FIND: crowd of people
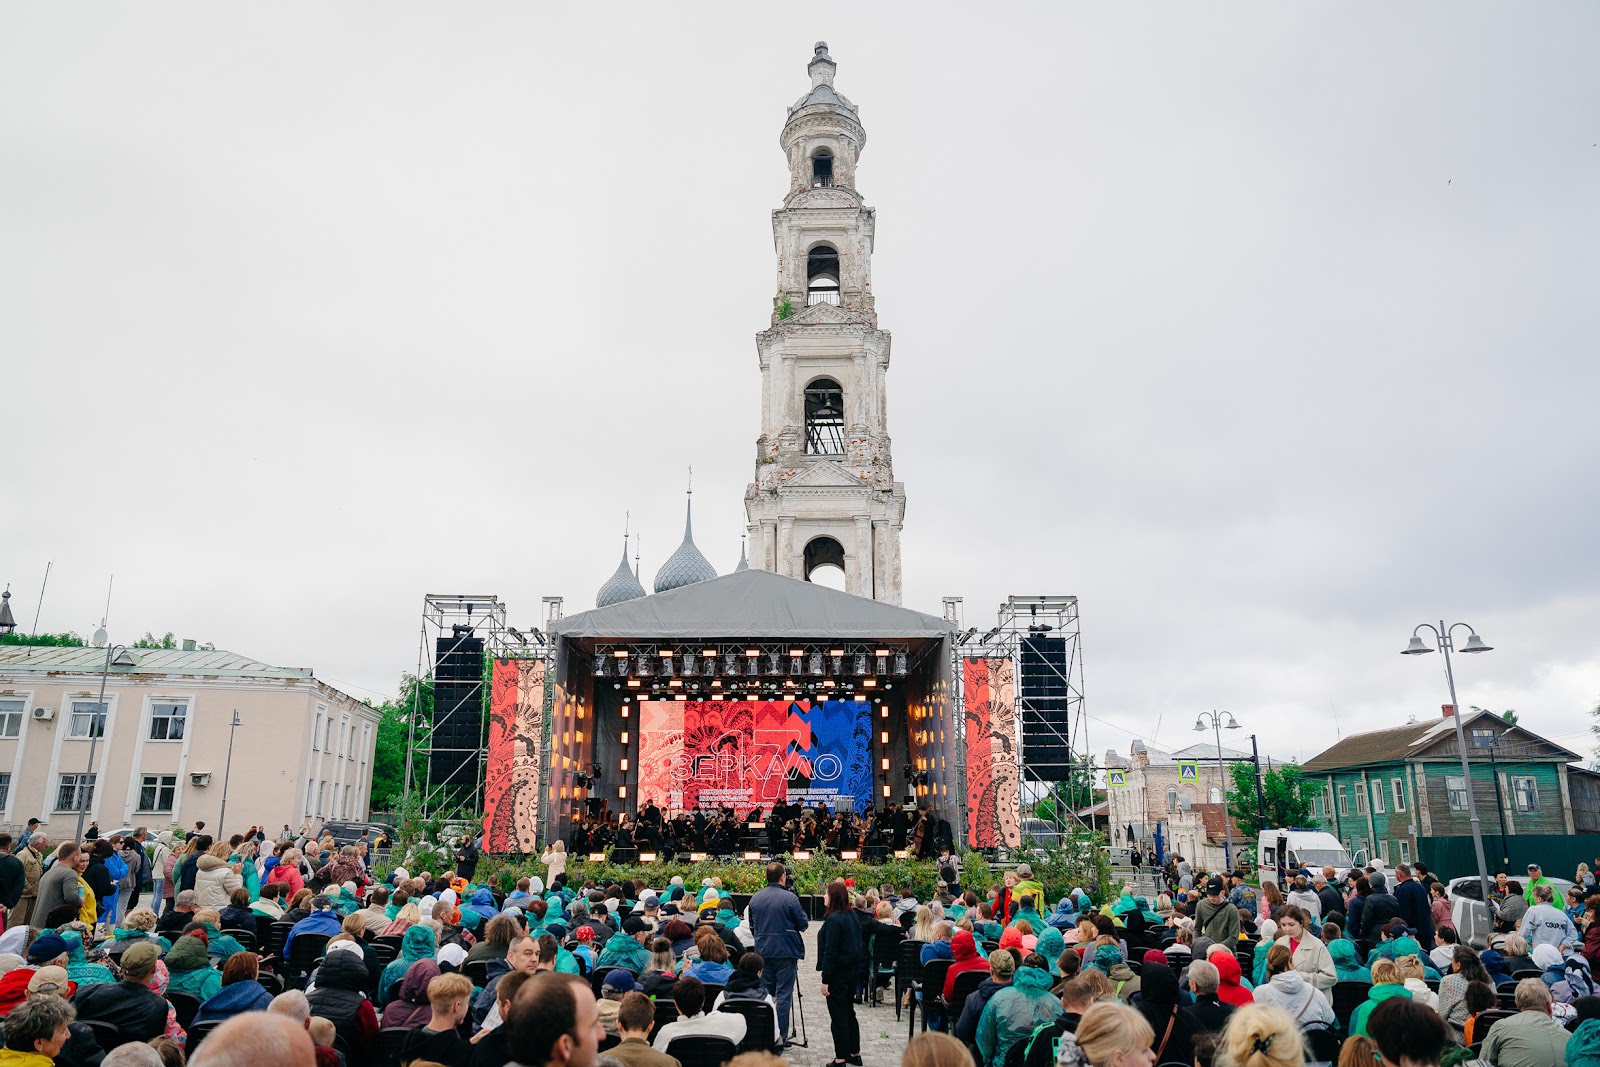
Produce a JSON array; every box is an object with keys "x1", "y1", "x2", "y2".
[{"x1": 868, "y1": 856, "x2": 1600, "y2": 1067}]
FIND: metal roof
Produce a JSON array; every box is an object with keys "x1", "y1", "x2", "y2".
[
  {"x1": 596, "y1": 540, "x2": 647, "y2": 608},
  {"x1": 0, "y1": 645, "x2": 313, "y2": 681},
  {"x1": 1299, "y1": 710, "x2": 1578, "y2": 773}
]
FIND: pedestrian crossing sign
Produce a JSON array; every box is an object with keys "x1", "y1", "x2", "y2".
[
  {"x1": 1178, "y1": 760, "x2": 1199, "y2": 782},
  {"x1": 1108, "y1": 770, "x2": 1126, "y2": 788}
]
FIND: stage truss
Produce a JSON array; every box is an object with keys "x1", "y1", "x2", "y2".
[{"x1": 953, "y1": 594, "x2": 1091, "y2": 847}]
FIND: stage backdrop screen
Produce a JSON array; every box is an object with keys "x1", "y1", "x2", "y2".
[{"x1": 638, "y1": 699, "x2": 872, "y2": 813}]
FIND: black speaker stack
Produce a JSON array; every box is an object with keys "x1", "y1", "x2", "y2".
[
  {"x1": 1019, "y1": 634, "x2": 1073, "y2": 781},
  {"x1": 429, "y1": 629, "x2": 485, "y2": 799}
]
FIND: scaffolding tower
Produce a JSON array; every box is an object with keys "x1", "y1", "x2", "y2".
[{"x1": 954, "y1": 594, "x2": 1091, "y2": 843}]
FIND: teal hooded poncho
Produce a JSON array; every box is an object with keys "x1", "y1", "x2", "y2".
[
  {"x1": 379, "y1": 925, "x2": 437, "y2": 1003},
  {"x1": 1035, "y1": 927, "x2": 1066, "y2": 974},
  {"x1": 1567, "y1": 1019, "x2": 1600, "y2": 1067},
  {"x1": 1328, "y1": 938, "x2": 1371, "y2": 983},
  {"x1": 976, "y1": 966, "x2": 1065, "y2": 1067}
]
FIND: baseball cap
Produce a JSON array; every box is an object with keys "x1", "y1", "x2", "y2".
[
  {"x1": 1205, "y1": 877, "x2": 1226, "y2": 895},
  {"x1": 622, "y1": 917, "x2": 647, "y2": 935},
  {"x1": 989, "y1": 950, "x2": 1016, "y2": 977},
  {"x1": 26, "y1": 933, "x2": 67, "y2": 964},
  {"x1": 1527, "y1": 863, "x2": 1541, "y2": 871},
  {"x1": 1016, "y1": 864, "x2": 1034, "y2": 878},
  {"x1": 119, "y1": 942, "x2": 160, "y2": 979},
  {"x1": 603, "y1": 970, "x2": 642, "y2": 993},
  {"x1": 27, "y1": 966, "x2": 71, "y2": 996}
]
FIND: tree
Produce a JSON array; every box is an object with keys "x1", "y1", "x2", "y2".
[
  {"x1": 0, "y1": 632, "x2": 83, "y2": 647},
  {"x1": 1226, "y1": 761, "x2": 1313, "y2": 842},
  {"x1": 369, "y1": 673, "x2": 432, "y2": 812},
  {"x1": 1471, "y1": 705, "x2": 1518, "y2": 726}
]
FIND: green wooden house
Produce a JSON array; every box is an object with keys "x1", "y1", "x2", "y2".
[{"x1": 1301, "y1": 707, "x2": 1595, "y2": 871}]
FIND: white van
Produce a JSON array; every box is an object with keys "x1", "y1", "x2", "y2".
[{"x1": 1257, "y1": 828, "x2": 1355, "y2": 880}]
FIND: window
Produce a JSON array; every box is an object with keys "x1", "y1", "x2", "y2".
[
  {"x1": 1391, "y1": 778, "x2": 1406, "y2": 812},
  {"x1": 1337, "y1": 784, "x2": 1348, "y2": 816},
  {"x1": 1398, "y1": 839, "x2": 1411, "y2": 864},
  {"x1": 804, "y1": 378, "x2": 846, "y2": 454},
  {"x1": 1472, "y1": 727, "x2": 1496, "y2": 749},
  {"x1": 1369, "y1": 779, "x2": 1385, "y2": 814},
  {"x1": 0, "y1": 772, "x2": 10, "y2": 808},
  {"x1": 324, "y1": 717, "x2": 335, "y2": 751},
  {"x1": 1167, "y1": 787, "x2": 1179, "y2": 811},
  {"x1": 138, "y1": 774, "x2": 177, "y2": 813},
  {"x1": 805, "y1": 244, "x2": 841, "y2": 307},
  {"x1": 68, "y1": 701, "x2": 106, "y2": 740},
  {"x1": 1513, "y1": 776, "x2": 1541, "y2": 812},
  {"x1": 360, "y1": 725, "x2": 370, "y2": 764},
  {"x1": 343, "y1": 784, "x2": 352, "y2": 817},
  {"x1": 347, "y1": 724, "x2": 355, "y2": 760},
  {"x1": 1355, "y1": 783, "x2": 1367, "y2": 814},
  {"x1": 148, "y1": 702, "x2": 187, "y2": 741},
  {"x1": 312, "y1": 713, "x2": 322, "y2": 751},
  {"x1": 305, "y1": 780, "x2": 314, "y2": 819},
  {"x1": 1447, "y1": 775, "x2": 1468, "y2": 812},
  {"x1": 55, "y1": 773, "x2": 95, "y2": 811},
  {"x1": 317, "y1": 780, "x2": 326, "y2": 816},
  {"x1": 1209, "y1": 786, "x2": 1222, "y2": 804},
  {"x1": 0, "y1": 699, "x2": 23, "y2": 739},
  {"x1": 811, "y1": 148, "x2": 834, "y2": 187},
  {"x1": 1378, "y1": 839, "x2": 1390, "y2": 863}
]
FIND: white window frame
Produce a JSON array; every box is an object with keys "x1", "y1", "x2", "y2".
[
  {"x1": 0, "y1": 699, "x2": 23, "y2": 739},
  {"x1": 0, "y1": 772, "x2": 12, "y2": 809},
  {"x1": 317, "y1": 780, "x2": 326, "y2": 817},
  {"x1": 1378, "y1": 839, "x2": 1390, "y2": 863},
  {"x1": 1355, "y1": 783, "x2": 1368, "y2": 814},
  {"x1": 1398, "y1": 839, "x2": 1411, "y2": 864},
  {"x1": 55, "y1": 773, "x2": 96, "y2": 812},
  {"x1": 1369, "y1": 779, "x2": 1385, "y2": 814},
  {"x1": 1512, "y1": 776, "x2": 1541, "y2": 813},
  {"x1": 1337, "y1": 784, "x2": 1348, "y2": 816},
  {"x1": 1447, "y1": 775, "x2": 1468, "y2": 812},
  {"x1": 305, "y1": 780, "x2": 314, "y2": 819},
  {"x1": 137, "y1": 774, "x2": 178, "y2": 813},
  {"x1": 148, "y1": 700, "x2": 188, "y2": 742},
  {"x1": 1391, "y1": 778, "x2": 1406, "y2": 813},
  {"x1": 312, "y1": 713, "x2": 322, "y2": 751},
  {"x1": 343, "y1": 783, "x2": 352, "y2": 817},
  {"x1": 67, "y1": 700, "x2": 107, "y2": 740}
]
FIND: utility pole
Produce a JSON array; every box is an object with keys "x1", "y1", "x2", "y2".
[{"x1": 1250, "y1": 734, "x2": 1268, "y2": 828}]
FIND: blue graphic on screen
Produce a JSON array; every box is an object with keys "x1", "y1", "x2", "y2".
[{"x1": 788, "y1": 699, "x2": 873, "y2": 813}]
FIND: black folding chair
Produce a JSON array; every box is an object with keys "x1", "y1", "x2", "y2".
[
  {"x1": 186, "y1": 1021, "x2": 224, "y2": 1056},
  {"x1": 372, "y1": 940, "x2": 398, "y2": 966},
  {"x1": 1477, "y1": 1009, "x2": 1518, "y2": 1040},
  {"x1": 79, "y1": 1020, "x2": 123, "y2": 1054},
  {"x1": 650, "y1": 999, "x2": 680, "y2": 1041},
  {"x1": 265, "y1": 920, "x2": 296, "y2": 958},
  {"x1": 1301, "y1": 1023, "x2": 1340, "y2": 1062},
  {"x1": 1511, "y1": 969, "x2": 1543, "y2": 981},
  {"x1": 718, "y1": 1000, "x2": 778, "y2": 1052},
  {"x1": 375, "y1": 1026, "x2": 417, "y2": 1067},
  {"x1": 1330, "y1": 980, "x2": 1370, "y2": 1035},
  {"x1": 665, "y1": 1035, "x2": 738, "y2": 1067},
  {"x1": 947, "y1": 968, "x2": 987, "y2": 1021},
  {"x1": 870, "y1": 927, "x2": 904, "y2": 1006},
  {"x1": 700, "y1": 983, "x2": 725, "y2": 1005},
  {"x1": 221, "y1": 927, "x2": 259, "y2": 952},
  {"x1": 464, "y1": 959, "x2": 490, "y2": 987},
  {"x1": 256, "y1": 970, "x2": 285, "y2": 996},
  {"x1": 287, "y1": 933, "x2": 331, "y2": 986},
  {"x1": 916, "y1": 959, "x2": 954, "y2": 1036},
  {"x1": 894, "y1": 938, "x2": 925, "y2": 1023},
  {"x1": 590, "y1": 965, "x2": 619, "y2": 998},
  {"x1": 168, "y1": 991, "x2": 202, "y2": 1030}
]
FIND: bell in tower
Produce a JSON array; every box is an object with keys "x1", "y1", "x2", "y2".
[{"x1": 744, "y1": 43, "x2": 906, "y2": 604}]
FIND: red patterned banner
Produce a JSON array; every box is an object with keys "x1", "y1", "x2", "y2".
[
  {"x1": 484, "y1": 658, "x2": 545, "y2": 852},
  {"x1": 964, "y1": 658, "x2": 996, "y2": 847},
  {"x1": 964, "y1": 656, "x2": 1021, "y2": 848}
]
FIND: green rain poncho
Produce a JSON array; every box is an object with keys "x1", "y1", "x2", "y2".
[
  {"x1": 1566, "y1": 1019, "x2": 1600, "y2": 1067},
  {"x1": 976, "y1": 966, "x2": 1065, "y2": 1067},
  {"x1": 165, "y1": 935, "x2": 224, "y2": 1001},
  {"x1": 1327, "y1": 939, "x2": 1371, "y2": 983},
  {"x1": 379, "y1": 925, "x2": 437, "y2": 1003},
  {"x1": 61, "y1": 930, "x2": 114, "y2": 986}
]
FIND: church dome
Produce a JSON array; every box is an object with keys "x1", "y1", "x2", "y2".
[
  {"x1": 595, "y1": 540, "x2": 646, "y2": 608},
  {"x1": 653, "y1": 496, "x2": 717, "y2": 593}
]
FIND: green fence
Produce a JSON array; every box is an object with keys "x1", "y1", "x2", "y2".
[{"x1": 1419, "y1": 834, "x2": 1599, "y2": 881}]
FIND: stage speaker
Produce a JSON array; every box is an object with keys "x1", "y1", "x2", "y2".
[
  {"x1": 1020, "y1": 634, "x2": 1074, "y2": 781},
  {"x1": 430, "y1": 633, "x2": 485, "y2": 796}
]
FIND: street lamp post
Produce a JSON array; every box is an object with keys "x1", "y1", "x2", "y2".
[
  {"x1": 1195, "y1": 710, "x2": 1242, "y2": 868},
  {"x1": 1403, "y1": 621, "x2": 1494, "y2": 904},
  {"x1": 217, "y1": 710, "x2": 242, "y2": 835},
  {"x1": 77, "y1": 636, "x2": 135, "y2": 841}
]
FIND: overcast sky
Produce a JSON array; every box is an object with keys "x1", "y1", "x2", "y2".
[{"x1": 4, "y1": 4, "x2": 1597, "y2": 768}]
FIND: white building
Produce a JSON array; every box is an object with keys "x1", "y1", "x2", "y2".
[
  {"x1": 0, "y1": 643, "x2": 380, "y2": 836},
  {"x1": 1105, "y1": 739, "x2": 1254, "y2": 868},
  {"x1": 744, "y1": 42, "x2": 907, "y2": 604}
]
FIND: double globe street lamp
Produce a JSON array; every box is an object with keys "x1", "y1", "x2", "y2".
[
  {"x1": 1195, "y1": 710, "x2": 1241, "y2": 868},
  {"x1": 1402, "y1": 621, "x2": 1494, "y2": 903}
]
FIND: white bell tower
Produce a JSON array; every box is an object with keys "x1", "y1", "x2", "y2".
[{"x1": 744, "y1": 42, "x2": 906, "y2": 604}]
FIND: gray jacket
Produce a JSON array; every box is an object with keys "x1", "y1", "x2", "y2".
[{"x1": 32, "y1": 860, "x2": 80, "y2": 929}]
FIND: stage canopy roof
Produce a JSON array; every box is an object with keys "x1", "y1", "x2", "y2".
[{"x1": 549, "y1": 568, "x2": 955, "y2": 642}]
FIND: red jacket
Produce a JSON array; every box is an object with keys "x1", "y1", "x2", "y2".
[{"x1": 944, "y1": 931, "x2": 990, "y2": 1001}]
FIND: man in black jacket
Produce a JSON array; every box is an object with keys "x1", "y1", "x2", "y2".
[
  {"x1": 1315, "y1": 872, "x2": 1345, "y2": 923},
  {"x1": 1356, "y1": 872, "x2": 1403, "y2": 955},
  {"x1": 1392, "y1": 864, "x2": 1435, "y2": 950},
  {"x1": 72, "y1": 942, "x2": 171, "y2": 1042},
  {"x1": 1179, "y1": 958, "x2": 1235, "y2": 1035}
]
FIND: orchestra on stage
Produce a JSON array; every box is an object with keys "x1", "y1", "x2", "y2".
[{"x1": 567, "y1": 799, "x2": 954, "y2": 861}]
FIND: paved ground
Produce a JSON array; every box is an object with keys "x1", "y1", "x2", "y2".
[{"x1": 780, "y1": 924, "x2": 917, "y2": 1067}]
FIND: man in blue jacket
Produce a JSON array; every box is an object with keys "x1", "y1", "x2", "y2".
[{"x1": 749, "y1": 861, "x2": 808, "y2": 1046}]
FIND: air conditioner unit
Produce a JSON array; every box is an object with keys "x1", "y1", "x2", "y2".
[
  {"x1": 190, "y1": 772, "x2": 212, "y2": 787},
  {"x1": 31, "y1": 707, "x2": 54, "y2": 722}
]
